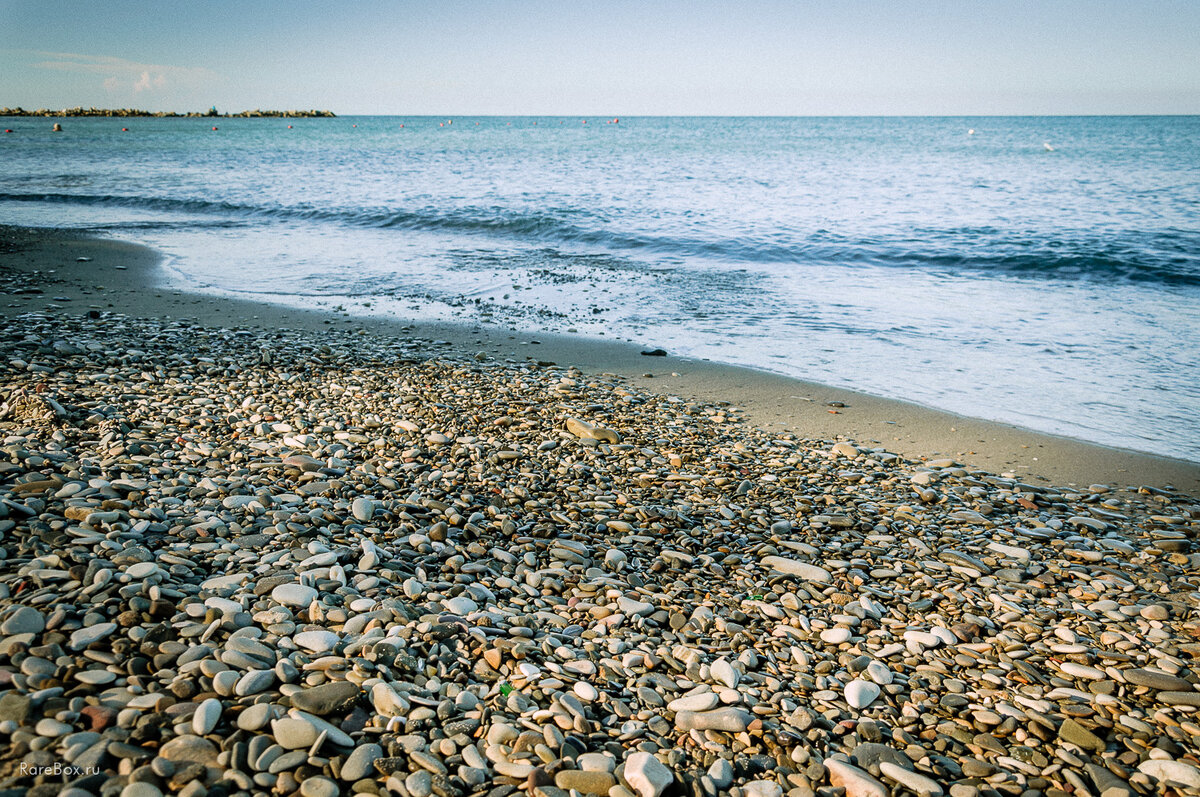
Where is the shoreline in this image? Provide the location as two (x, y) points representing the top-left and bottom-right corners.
(2, 224), (1198, 494)
(2, 223), (1200, 796)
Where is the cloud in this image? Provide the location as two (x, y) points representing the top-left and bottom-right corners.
(27, 50), (215, 94)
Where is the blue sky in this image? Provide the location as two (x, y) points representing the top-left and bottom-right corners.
(2, 1), (1198, 115)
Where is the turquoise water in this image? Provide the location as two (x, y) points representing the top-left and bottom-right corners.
(2, 115), (1198, 460)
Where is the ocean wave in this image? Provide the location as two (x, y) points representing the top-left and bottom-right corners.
(1, 190), (1197, 287)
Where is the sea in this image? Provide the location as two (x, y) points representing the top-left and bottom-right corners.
(2, 115), (1198, 461)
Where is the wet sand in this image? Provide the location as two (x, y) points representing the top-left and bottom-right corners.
(2, 224), (1197, 494)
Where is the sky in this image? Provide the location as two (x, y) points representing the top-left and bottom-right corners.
(1, 1), (1199, 115)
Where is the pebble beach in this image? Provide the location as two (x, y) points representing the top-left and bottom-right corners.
(3, 230), (1200, 797)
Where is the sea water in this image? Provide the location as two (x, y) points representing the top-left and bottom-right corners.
(1, 115), (1198, 460)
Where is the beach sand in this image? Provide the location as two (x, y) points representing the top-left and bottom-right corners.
(2, 224), (1197, 494)
(2, 223), (1199, 796)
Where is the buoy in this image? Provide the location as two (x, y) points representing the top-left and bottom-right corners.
(1043, 142), (1054, 152)
(287, 125), (293, 129)
(967, 128), (975, 135)
(3, 129), (12, 134)
(121, 127), (129, 132)
(211, 126), (218, 131)
(440, 123), (444, 127)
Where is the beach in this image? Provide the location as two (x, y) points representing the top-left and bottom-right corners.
(2, 226), (1200, 796)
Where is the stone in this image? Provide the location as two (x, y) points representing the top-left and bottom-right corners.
(300, 776), (339, 797)
(70, 622), (117, 650)
(667, 692), (720, 713)
(272, 583), (318, 607)
(708, 758), (734, 789)
(846, 680), (881, 709)
(272, 717), (320, 749)
(825, 759), (888, 797)
(617, 596), (654, 617)
(1138, 760), (1200, 788)
(290, 681), (360, 715)
(710, 658), (739, 689)
(743, 783), (783, 797)
(158, 735), (219, 766)
(1123, 668), (1191, 691)
(341, 743), (383, 781)
(1058, 718), (1105, 751)
(1158, 691), (1200, 707)
(565, 417), (620, 443)
(760, 556), (832, 583)
(674, 707), (752, 732)
(293, 629), (340, 653)
(624, 751), (674, 797)
(442, 596), (478, 615)
(235, 669), (276, 696)
(554, 769), (617, 794)
(192, 698), (221, 735)
(351, 497), (375, 522)
(1, 606), (45, 635)
(879, 762), (943, 796)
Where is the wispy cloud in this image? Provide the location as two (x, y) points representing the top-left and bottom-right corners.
(26, 51), (215, 94)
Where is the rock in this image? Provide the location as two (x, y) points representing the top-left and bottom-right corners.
(442, 596), (478, 615)
(293, 629), (340, 653)
(1138, 760), (1200, 788)
(667, 692), (719, 713)
(341, 743), (383, 781)
(617, 596), (654, 617)
(1123, 668), (1191, 691)
(743, 783), (783, 797)
(825, 759), (888, 797)
(708, 758), (734, 789)
(290, 681), (359, 715)
(554, 770), (617, 794)
(879, 762), (943, 796)
(192, 698), (221, 735)
(158, 735), (219, 766)
(1, 606), (45, 635)
(846, 679), (881, 709)
(1158, 691), (1200, 707)
(710, 658), (739, 689)
(760, 556), (832, 583)
(69, 622), (116, 650)
(624, 751), (674, 797)
(674, 707), (752, 732)
(852, 743), (913, 772)
(272, 583), (318, 607)
(235, 669), (276, 696)
(1058, 718), (1105, 751)
(565, 417), (621, 444)
(272, 717), (320, 749)
(351, 497), (375, 522)
(300, 776), (339, 797)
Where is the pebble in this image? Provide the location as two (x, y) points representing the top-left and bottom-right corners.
(191, 697), (221, 735)
(624, 751), (674, 797)
(271, 583), (318, 607)
(879, 762), (943, 796)
(845, 679), (881, 709)
(826, 759), (888, 797)
(0, 308), (1198, 797)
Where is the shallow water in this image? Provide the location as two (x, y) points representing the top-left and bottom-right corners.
(2, 115), (1198, 460)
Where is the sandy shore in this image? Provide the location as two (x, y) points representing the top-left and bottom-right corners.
(1, 225), (1197, 494)
(0, 265), (1198, 796)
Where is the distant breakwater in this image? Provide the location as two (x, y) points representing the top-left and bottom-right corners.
(0, 106), (335, 118)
